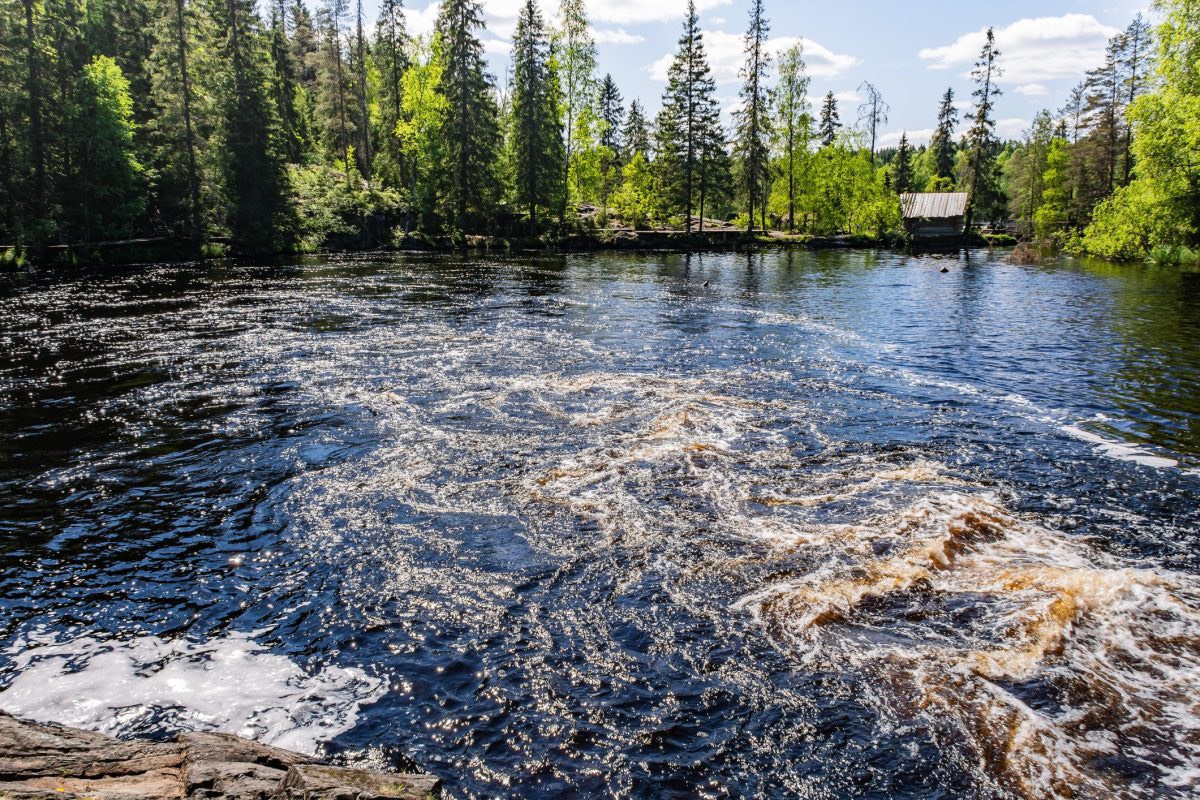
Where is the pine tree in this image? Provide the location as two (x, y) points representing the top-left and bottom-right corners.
(621, 99), (650, 162)
(1119, 14), (1153, 185)
(817, 91), (840, 147)
(654, 0), (718, 232)
(734, 0), (770, 232)
(893, 131), (912, 195)
(771, 43), (810, 231)
(508, 0), (563, 231)
(435, 0), (501, 228)
(929, 87), (956, 182)
(963, 27), (1002, 231)
(1083, 34), (1124, 194)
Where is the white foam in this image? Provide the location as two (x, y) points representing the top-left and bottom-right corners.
(1062, 425), (1179, 469)
(0, 629), (385, 754)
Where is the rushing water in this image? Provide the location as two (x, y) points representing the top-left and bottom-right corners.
(1, 250), (1198, 799)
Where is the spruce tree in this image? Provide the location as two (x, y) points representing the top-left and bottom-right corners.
(351, 0), (371, 183)
(929, 87), (956, 182)
(817, 91), (840, 147)
(893, 131), (912, 195)
(268, 0), (302, 161)
(209, 0), (293, 251)
(315, 0), (351, 169)
(597, 73), (623, 216)
(508, 0), (563, 231)
(654, 0), (718, 232)
(734, 0), (770, 232)
(146, 0), (207, 244)
(621, 99), (650, 162)
(372, 0), (408, 190)
(435, 0), (501, 228)
(964, 27), (1002, 231)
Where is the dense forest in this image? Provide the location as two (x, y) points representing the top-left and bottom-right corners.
(0, 0), (1196, 262)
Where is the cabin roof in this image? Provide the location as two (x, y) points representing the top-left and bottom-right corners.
(900, 193), (969, 220)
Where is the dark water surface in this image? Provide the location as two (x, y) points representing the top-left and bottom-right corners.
(1, 250), (1198, 799)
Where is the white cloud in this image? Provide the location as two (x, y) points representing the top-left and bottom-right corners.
(594, 28), (645, 45)
(650, 31), (858, 84)
(408, 2), (440, 37)
(880, 128), (935, 148)
(834, 89), (862, 105)
(708, 16), (727, 26)
(996, 117), (1030, 138)
(919, 14), (1118, 84)
(588, 0), (732, 26)
(483, 37), (511, 56)
(1014, 83), (1050, 97)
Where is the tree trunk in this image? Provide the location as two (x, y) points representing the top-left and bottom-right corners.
(176, 0), (202, 247)
(23, 0), (46, 221)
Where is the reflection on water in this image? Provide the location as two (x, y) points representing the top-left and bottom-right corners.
(0, 251), (1198, 799)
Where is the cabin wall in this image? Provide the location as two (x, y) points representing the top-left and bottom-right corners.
(905, 217), (964, 239)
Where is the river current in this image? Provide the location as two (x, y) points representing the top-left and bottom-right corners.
(1, 250), (1198, 798)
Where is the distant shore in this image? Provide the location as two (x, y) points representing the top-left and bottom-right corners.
(3, 230), (1009, 271)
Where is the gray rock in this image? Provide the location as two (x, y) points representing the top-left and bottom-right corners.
(279, 765), (439, 800)
(0, 712), (439, 800)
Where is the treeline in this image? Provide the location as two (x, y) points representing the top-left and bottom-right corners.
(0, 0), (1195, 261)
(997, 4), (1199, 262)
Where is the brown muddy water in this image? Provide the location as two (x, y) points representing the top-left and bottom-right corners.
(1, 250), (1198, 798)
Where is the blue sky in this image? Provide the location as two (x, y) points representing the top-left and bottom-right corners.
(383, 0), (1152, 147)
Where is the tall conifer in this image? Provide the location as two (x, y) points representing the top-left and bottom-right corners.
(435, 0), (501, 228)
(509, 0), (563, 231)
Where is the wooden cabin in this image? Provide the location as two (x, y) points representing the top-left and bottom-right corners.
(900, 193), (969, 239)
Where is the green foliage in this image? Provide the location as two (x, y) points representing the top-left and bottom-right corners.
(733, 0), (770, 231)
(654, 0), (721, 231)
(395, 34), (447, 227)
(76, 55), (145, 240)
(770, 43), (810, 231)
(1083, 0), (1200, 259)
(1035, 137), (1072, 238)
(434, 0), (501, 228)
(290, 161), (402, 249)
(817, 92), (840, 147)
(929, 88), (957, 181)
(610, 152), (654, 228)
(507, 0), (564, 229)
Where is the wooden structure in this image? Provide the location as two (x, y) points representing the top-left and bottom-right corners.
(900, 192), (968, 239)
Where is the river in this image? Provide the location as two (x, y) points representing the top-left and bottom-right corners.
(1, 250), (1198, 798)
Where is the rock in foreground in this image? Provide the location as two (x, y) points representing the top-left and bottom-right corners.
(0, 711), (439, 799)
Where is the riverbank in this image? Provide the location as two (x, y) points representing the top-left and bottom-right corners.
(2, 229), (1002, 270)
(0, 711), (439, 799)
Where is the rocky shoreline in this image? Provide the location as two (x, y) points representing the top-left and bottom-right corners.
(0, 711), (439, 799)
